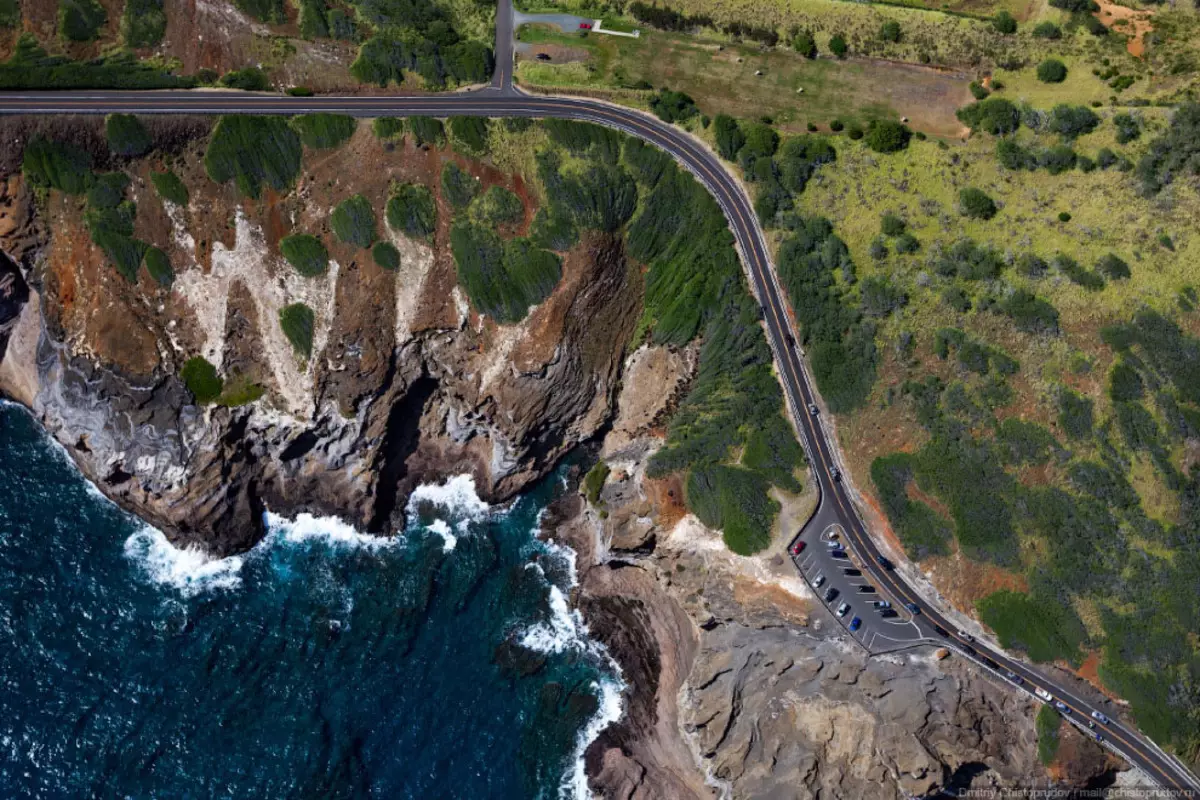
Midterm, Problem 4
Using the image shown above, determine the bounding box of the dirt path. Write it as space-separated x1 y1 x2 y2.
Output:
1093 0 1155 57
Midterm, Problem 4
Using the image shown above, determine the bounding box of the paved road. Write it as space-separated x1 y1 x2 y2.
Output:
0 5 1197 788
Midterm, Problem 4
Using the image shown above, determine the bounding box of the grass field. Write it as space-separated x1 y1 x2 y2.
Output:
517 25 974 135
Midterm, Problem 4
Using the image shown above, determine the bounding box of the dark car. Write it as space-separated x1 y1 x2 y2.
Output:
962 645 977 657
856 585 876 594
830 549 848 560
904 602 920 615
982 656 999 670
535 53 552 61
879 608 898 618
933 625 950 637
877 556 893 570
848 617 862 632
831 468 842 482
842 568 861 577
823 587 838 603
1005 671 1024 685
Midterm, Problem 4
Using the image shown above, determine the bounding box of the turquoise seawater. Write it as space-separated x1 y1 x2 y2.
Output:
0 402 620 798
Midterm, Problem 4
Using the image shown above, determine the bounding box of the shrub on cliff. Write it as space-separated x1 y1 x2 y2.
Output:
449 116 489 154
409 116 445 148
386 183 437 239
441 162 479 210
279 233 329 276
150 170 188 206
290 113 356 149
59 0 107 41
219 66 270 91
204 115 302 198
331 194 376 248
449 222 561 323
279 303 315 358
181 356 223 403
105 114 151 157
121 0 166 48
470 185 523 226
1036 704 1062 765
372 241 400 271
22 137 93 195
686 464 779 555
143 246 173 286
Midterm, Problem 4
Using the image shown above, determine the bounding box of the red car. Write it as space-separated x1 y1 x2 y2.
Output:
789 540 805 555
579 22 592 29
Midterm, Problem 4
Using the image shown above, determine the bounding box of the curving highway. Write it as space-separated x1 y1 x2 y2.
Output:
0 9 1197 791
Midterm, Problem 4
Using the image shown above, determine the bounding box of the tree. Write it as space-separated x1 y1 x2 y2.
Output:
865 120 911 153
880 213 906 236
1046 104 1099 139
959 187 997 220
993 10 1017 33
957 97 1020 135
1037 58 1067 83
649 89 698 123
1032 21 1061 39
713 115 745 160
331 194 376 248
105 114 151 157
180 357 223 404
880 20 901 42
828 33 847 58
792 30 816 58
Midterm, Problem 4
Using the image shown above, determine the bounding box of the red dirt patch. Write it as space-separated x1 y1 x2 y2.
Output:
923 549 1028 612
1093 0 1154 57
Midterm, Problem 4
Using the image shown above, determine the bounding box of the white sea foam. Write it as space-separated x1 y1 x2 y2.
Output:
404 474 490 533
563 676 626 800
263 511 398 551
426 519 457 553
123 526 245 597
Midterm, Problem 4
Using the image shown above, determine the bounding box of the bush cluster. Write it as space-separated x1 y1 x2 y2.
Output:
331 194 376 248
204 115 302 198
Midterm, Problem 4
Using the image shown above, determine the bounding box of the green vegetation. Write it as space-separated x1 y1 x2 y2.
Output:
450 223 561 323
279 303 315 358
865 120 910 153
0 0 19 27
220 67 269 91
449 116 489 154
233 0 284 23
22 138 93 195
957 97 1019 135
1036 705 1062 766
583 461 610 504
372 241 400 271
978 590 1085 663
991 10 1016 34
0 34 195 89
349 15 493 90
279 234 329 277
143 246 174 286
59 0 107 42
331 194 376 248
181 357 223 404
879 20 901 43
1137 103 1200 197
1036 58 1067 83
150 170 189 206
441 161 479 209
372 117 404 140
291 114 356 149
687 465 780 555
649 89 698 124
204 115 302 198
471 185 524 226
871 453 952 558
87 172 130 209
959 187 997 219
386 183 437 239
105 114 151 157
121 0 167 48
409 116 445 147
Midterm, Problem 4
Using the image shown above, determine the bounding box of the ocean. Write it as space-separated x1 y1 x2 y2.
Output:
0 401 621 798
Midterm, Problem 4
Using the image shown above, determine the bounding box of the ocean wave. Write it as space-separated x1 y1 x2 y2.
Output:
426 519 457 553
562 676 626 800
263 511 398 551
404 474 491 534
123 526 245 597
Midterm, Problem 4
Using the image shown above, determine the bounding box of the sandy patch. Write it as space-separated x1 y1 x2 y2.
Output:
1093 0 1154 57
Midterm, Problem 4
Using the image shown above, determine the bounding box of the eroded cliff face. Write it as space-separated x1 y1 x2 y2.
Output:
0 119 641 556
548 344 1125 799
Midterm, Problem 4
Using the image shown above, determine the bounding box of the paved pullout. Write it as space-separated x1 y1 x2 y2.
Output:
0 8 1196 787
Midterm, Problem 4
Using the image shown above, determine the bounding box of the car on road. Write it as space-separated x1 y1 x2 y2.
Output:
982 656 999 669
808 403 819 416
848 617 862 632
830 549 848 560
1094 733 1104 743
836 602 851 618
957 630 975 642
789 540 805 555
877 556 894 570
856 585 876 594
1035 688 1053 702
872 600 891 609
812 574 825 588
842 568 860 577
535 53 552 61
933 625 949 637
904 602 920 615
1054 701 1070 714
831 468 842 482
1091 711 1110 725
823 587 838 603
1005 671 1023 684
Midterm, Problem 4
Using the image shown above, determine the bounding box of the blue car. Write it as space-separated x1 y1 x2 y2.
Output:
848 617 862 633
904 602 921 615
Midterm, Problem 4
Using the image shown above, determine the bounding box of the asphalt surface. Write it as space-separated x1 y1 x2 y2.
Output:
0 5 1196 788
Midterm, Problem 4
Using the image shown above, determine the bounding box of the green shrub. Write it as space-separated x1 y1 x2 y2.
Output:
143 246 174 286
1038 145 1077 175
372 241 400 271
1037 58 1067 83
121 0 166 48
87 172 130 209
220 66 270 91
992 10 1016 33
1057 211 1071 222
999 288 1058 333
865 120 911 153
204 115 302 198
791 30 816 58
449 116 489 154
649 88 698 123
450 223 561 323
712 114 744 160
349 29 493 89
441 161 479 209
471 185 524 226
959 187 997 219
331 194 376 248
1137 103 1200 196
529 208 578 251
22 137 93 195
1057 388 1094 438
687 464 779 554
979 588 1086 663
880 213 906 236
372 117 404 140
1046 104 1099 139
828 33 847 57
956 97 1020 135
1032 21 1061 39
1096 252 1130 280
1036 704 1062 765
105 114 151 157
59 0 106 41
279 303 315 357
968 81 990 100
409 116 445 147
181 356 223 403
894 232 919 254
290 113 356 149
1113 113 1140 144
0 34 195 89
150 170 189 206
1054 253 1104 290
1109 360 1143 402
583 461 610 504
279 233 329 276
871 453 953 559
386 183 437 239
286 86 314 96
879 20 901 42
0 0 19 27
233 0 284 23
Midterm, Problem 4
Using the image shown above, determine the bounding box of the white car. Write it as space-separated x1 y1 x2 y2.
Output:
836 602 851 618
1090 710 1110 725
1035 688 1053 702
812 574 826 589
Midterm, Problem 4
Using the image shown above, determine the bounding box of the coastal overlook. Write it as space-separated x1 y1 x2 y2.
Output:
1 0 1199 795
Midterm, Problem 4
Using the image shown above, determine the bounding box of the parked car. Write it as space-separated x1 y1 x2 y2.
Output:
789 540 805 556
872 600 891 610
877 556 893 570
848 617 862 632
535 53 552 61
836 602 851 618
823 587 838 603
812 574 825 588
856 585 876 594
957 630 975 642
1094 733 1105 743
1090 711 1110 725
831 468 842 482
1054 701 1070 714
842 568 861 577
879 608 898 618
826 540 841 549
933 625 950 637
830 549 848 560
1004 671 1024 685
579 21 592 29
982 656 999 670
